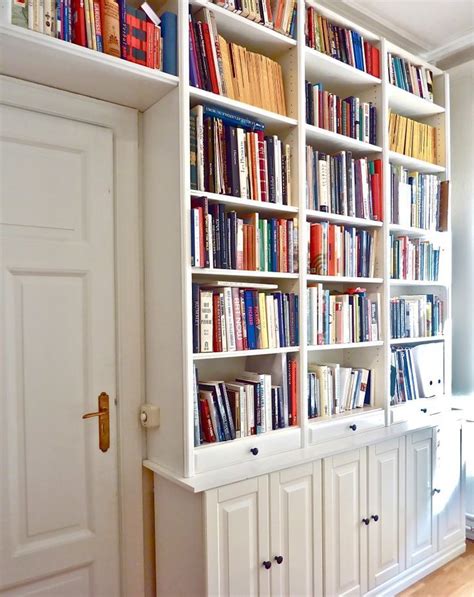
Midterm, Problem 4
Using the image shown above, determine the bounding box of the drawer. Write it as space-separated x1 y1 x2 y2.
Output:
391 398 445 424
194 427 301 474
308 410 385 445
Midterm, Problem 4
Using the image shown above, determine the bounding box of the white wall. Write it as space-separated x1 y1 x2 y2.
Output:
449 60 474 396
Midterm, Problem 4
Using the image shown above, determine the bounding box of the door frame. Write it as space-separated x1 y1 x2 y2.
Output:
0 74 145 596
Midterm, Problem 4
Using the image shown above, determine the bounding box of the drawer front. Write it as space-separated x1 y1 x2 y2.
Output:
194 427 301 473
391 399 444 424
309 410 385 445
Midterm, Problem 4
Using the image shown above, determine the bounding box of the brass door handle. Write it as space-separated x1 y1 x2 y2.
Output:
83 392 110 452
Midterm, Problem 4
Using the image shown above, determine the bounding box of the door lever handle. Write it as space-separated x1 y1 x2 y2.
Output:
83 392 110 452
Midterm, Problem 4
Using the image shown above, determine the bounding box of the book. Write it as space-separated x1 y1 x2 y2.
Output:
161 11 177 75
390 294 444 339
389 112 438 164
101 0 120 57
390 234 441 281
388 53 434 102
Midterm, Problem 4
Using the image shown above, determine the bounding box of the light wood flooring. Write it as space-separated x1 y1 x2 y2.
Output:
398 540 474 596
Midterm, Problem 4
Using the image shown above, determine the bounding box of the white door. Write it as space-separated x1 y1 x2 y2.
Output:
435 421 465 550
368 437 406 589
270 462 322 597
0 105 120 595
205 476 271 596
406 428 437 568
323 449 368 597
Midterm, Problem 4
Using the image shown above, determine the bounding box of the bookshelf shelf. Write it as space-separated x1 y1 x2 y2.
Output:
305 46 381 89
307 275 383 284
189 190 299 215
390 336 445 345
191 268 299 279
389 224 445 238
0 24 179 111
307 341 384 352
193 347 300 360
389 150 446 174
389 279 448 287
306 124 382 155
387 83 446 119
306 210 383 228
189 87 298 132
309 405 383 424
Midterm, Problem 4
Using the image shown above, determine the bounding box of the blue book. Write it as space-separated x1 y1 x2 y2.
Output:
244 290 256 349
161 11 178 76
202 105 265 131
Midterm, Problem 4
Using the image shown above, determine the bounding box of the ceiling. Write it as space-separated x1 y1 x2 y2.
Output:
318 0 474 67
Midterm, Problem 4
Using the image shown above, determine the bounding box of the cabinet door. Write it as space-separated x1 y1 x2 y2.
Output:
270 462 322 597
324 449 368 596
406 428 437 568
205 476 270 596
435 421 465 550
368 437 406 590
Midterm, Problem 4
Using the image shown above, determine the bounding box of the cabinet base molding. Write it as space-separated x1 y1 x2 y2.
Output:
366 542 466 597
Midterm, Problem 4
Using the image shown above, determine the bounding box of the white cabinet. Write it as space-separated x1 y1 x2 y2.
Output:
368 437 406 589
465 420 474 539
406 428 437 567
323 448 368 596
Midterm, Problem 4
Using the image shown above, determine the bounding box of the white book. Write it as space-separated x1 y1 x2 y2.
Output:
201 390 218 440
236 128 249 199
199 290 213 352
266 295 275 348
219 292 227 352
274 137 282 204
339 367 352 412
318 158 329 211
399 182 412 227
223 287 236 351
362 103 370 144
357 368 370 407
192 209 201 268
43 0 54 35
285 144 292 205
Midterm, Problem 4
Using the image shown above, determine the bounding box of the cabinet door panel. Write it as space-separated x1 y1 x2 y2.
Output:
368 438 405 589
406 429 436 568
324 449 368 597
436 422 465 550
206 477 270 596
270 462 322 597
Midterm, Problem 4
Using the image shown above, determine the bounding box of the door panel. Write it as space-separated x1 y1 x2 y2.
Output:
368 438 405 589
323 449 368 597
0 105 120 595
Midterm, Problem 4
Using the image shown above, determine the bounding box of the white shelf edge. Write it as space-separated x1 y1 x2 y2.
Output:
306 124 382 153
304 46 381 86
307 341 384 351
387 83 445 118
194 425 299 451
192 268 299 279
307 275 383 284
189 190 299 214
389 224 445 237
389 336 445 345
388 150 446 174
193 346 300 360
306 210 383 228
389 279 448 287
308 406 384 424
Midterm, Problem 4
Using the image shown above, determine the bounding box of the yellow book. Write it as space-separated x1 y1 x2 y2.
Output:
218 36 234 100
258 292 269 349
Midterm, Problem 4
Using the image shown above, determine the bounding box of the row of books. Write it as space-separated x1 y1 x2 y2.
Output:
390 235 441 282
191 197 298 272
305 7 380 77
306 150 383 221
390 294 444 339
193 359 298 446
190 8 287 115
309 223 377 279
307 287 381 346
387 53 434 102
210 0 297 38
308 365 373 418
305 82 377 145
190 105 292 204
389 112 437 164
192 282 299 353
390 347 420 405
390 166 448 231
13 0 177 72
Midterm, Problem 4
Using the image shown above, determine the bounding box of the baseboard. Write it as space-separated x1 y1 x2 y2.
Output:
365 541 466 597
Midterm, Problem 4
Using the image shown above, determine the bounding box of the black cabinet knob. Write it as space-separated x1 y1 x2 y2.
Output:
433 488 441 494
274 555 284 565
371 514 379 522
250 447 259 456
263 561 272 570
420 408 428 413
362 518 370 525
350 424 357 431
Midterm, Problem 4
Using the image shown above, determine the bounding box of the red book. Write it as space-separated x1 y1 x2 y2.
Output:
257 131 267 202
212 294 222 353
146 21 155 68
288 359 297 426
72 0 87 46
199 396 216 443
202 22 219 95
93 0 103 48
364 41 372 76
328 224 336 276
372 159 383 221
372 46 380 78
310 223 323 274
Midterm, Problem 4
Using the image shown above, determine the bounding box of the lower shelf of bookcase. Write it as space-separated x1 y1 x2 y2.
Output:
308 408 385 445
194 426 301 474
390 396 447 423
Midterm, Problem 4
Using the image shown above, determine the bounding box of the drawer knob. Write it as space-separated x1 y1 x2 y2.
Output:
421 408 428 413
433 488 441 494
362 518 370 525
263 561 272 570
350 424 357 431
274 555 284 565
371 514 379 522
250 447 259 456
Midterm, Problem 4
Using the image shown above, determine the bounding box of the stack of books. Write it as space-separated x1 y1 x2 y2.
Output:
305 7 380 77
390 347 419 404
191 105 292 204
390 294 444 339
308 364 373 418
192 282 299 353
210 0 297 38
193 358 298 445
306 150 383 220
305 82 377 145
387 53 434 102
309 223 377 278
389 112 437 164
190 7 287 115
390 235 440 281
191 197 298 272
307 287 381 345
13 0 177 73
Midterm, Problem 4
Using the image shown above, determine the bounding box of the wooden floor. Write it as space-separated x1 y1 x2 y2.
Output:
398 540 474 596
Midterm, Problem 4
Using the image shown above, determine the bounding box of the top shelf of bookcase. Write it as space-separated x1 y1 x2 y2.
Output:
305 47 381 90
0 24 179 111
388 84 445 119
